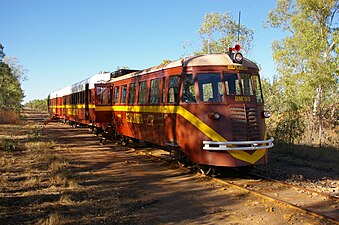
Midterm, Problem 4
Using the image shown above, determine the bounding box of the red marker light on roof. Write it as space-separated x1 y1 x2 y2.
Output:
234 44 241 52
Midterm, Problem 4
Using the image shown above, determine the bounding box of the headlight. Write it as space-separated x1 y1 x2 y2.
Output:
208 112 221 120
233 52 243 63
263 111 271 118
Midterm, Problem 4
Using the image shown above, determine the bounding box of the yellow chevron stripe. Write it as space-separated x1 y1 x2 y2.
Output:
51 104 267 164
97 105 267 164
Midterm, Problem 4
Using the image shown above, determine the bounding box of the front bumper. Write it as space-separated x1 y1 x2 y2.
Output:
203 138 274 151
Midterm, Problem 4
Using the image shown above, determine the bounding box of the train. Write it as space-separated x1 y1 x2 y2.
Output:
48 44 274 172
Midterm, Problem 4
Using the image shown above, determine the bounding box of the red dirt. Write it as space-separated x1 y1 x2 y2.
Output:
28 122 331 224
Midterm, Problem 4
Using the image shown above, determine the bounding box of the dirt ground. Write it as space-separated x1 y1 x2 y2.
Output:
1 118 335 225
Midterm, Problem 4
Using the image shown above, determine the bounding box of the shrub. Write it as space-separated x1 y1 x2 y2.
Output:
1 137 17 152
0 110 20 124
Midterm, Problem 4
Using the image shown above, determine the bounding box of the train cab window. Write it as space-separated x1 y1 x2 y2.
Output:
150 78 160 104
114 86 120 103
96 86 111 105
252 75 263 103
168 76 180 103
224 73 241 95
197 73 223 102
129 83 136 104
182 74 197 103
121 85 127 103
240 74 253 96
138 81 147 104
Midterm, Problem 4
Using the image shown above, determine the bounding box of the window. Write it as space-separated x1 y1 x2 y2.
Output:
253 75 263 103
121 85 127 103
96 86 111 105
197 73 223 102
80 91 84 104
150 78 160 104
138 81 147 104
182 74 196 103
114 86 120 103
162 77 166 103
129 83 136 104
224 73 241 95
168 76 180 103
240 74 253 96
89 91 93 103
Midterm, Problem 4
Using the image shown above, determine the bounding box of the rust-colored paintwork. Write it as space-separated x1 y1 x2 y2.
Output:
49 53 272 167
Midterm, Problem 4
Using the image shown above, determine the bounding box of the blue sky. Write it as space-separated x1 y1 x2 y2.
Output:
1 0 283 102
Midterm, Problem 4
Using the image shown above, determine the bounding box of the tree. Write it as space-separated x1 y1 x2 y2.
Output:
265 0 338 147
0 43 25 112
25 99 48 112
3 56 27 82
0 43 5 61
198 12 254 54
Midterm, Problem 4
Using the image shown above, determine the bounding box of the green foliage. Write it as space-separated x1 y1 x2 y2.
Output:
0 43 25 112
271 112 305 145
161 59 172 65
25 99 48 112
0 43 5 61
1 137 17 152
198 12 254 54
265 0 338 147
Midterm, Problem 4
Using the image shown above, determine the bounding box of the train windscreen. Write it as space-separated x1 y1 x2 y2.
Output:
197 73 223 102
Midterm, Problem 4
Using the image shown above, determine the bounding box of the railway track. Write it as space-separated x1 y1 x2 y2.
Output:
214 170 339 224
30 113 338 224
135 147 339 224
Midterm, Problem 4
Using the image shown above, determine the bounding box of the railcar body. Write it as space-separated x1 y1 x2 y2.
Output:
48 47 274 167
48 72 112 126
94 50 274 167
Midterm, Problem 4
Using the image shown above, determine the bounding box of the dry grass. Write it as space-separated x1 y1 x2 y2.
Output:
37 212 66 225
0 118 77 224
59 194 74 205
0 110 20 124
271 144 339 173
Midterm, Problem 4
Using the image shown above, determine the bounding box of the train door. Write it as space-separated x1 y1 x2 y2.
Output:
94 83 113 123
85 83 89 120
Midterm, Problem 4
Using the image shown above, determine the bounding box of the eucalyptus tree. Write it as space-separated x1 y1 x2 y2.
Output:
198 12 254 54
265 0 338 147
0 43 24 111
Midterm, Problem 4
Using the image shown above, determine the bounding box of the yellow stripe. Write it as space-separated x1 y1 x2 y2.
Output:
97 105 267 164
51 104 267 164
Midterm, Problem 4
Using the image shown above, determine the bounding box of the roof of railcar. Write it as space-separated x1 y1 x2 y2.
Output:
49 72 111 98
110 53 259 82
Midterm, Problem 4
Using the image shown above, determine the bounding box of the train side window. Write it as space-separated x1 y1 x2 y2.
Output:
224 73 241 95
168 76 180 103
96 86 111 105
240 74 253 96
114 86 120 103
252 75 263 103
197 73 222 102
162 77 166 103
121 85 127 104
182 74 196 103
129 83 136 104
138 81 147 104
150 78 160 104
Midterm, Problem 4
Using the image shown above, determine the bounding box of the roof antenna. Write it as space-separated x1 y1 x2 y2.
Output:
237 11 241 43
